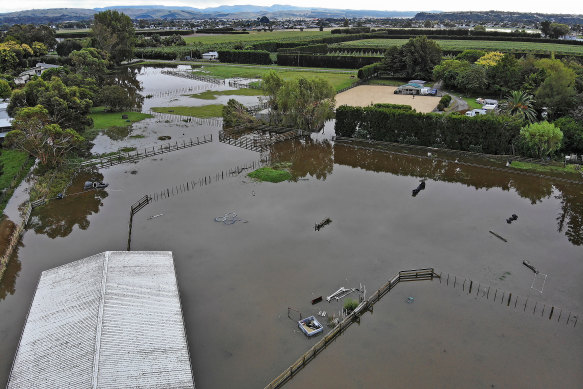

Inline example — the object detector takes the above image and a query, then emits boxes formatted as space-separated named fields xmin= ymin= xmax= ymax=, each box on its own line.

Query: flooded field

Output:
xmin=0 ymin=66 xmax=582 ymax=388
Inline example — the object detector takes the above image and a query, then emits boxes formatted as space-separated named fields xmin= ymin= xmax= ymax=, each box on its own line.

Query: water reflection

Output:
xmin=271 ymin=138 xmax=333 ymax=180
xmin=107 ymin=66 xmax=144 ymax=110
xmin=0 ymin=251 xmax=21 ymax=301
xmin=28 ymin=172 xmax=108 ymax=239
xmin=333 ymin=144 xmax=583 ymax=246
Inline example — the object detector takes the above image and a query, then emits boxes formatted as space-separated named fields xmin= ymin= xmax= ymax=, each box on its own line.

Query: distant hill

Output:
xmin=0 ymin=5 xmax=418 ymax=25
xmin=414 ymin=11 xmax=583 ymax=25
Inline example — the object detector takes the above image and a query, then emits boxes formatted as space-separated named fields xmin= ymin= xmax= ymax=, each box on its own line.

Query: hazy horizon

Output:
xmin=2 ymin=1 xmax=580 ymax=15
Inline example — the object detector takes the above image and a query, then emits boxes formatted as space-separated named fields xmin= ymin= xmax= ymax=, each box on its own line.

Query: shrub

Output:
xmin=217 ymin=50 xmax=271 ymax=65
xmin=357 ymin=62 xmax=385 ymax=79
xmin=344 ymin=298 xmax=359 ymax=313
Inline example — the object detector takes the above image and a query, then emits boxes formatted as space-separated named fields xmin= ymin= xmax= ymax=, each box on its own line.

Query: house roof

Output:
xmin=7 ymin=251 xmax=195 ymax=389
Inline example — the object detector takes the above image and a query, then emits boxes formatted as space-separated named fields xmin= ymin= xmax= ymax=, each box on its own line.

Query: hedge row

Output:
xmin=278 ymin=44 xmax=328 ymax=54
xmin=195 ymin=29 xmax=249 ymax=34
xmin=357 ymin=62 xmax=385 ymax=79
xmin=134 ymin=46 xmax=201 ymax=60
xmin=250 ymin=32 xmax=386 ymax=51
xmin=378 ymin=28 xmax=540 ymax=38
xmin=277 ymin=53 xmax=379 ymax=68
xmin=331 ymin=27 xmax=372 ymax=34
xmin=373 ymin=103 xmax=413 ymax=111
xmin=217 ymin=50 xmax=271 ymax=64
xmin=335 ymin=105 xmax=521 ymax=155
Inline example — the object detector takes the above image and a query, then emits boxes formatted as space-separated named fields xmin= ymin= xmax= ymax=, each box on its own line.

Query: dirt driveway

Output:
xmin=335 ymin=85 xmax=440 ymax=113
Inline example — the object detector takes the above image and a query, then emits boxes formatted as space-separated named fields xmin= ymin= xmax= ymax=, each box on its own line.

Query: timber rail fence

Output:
xmin=147 ymin=110 xmax=224 ymax=126
xmin=70 ymin=135 xmax=213 ymax=169
xmin=219 ymin=129 xmax=310 ymax=153
xmin=334 ymin=137 xmax=583 ymax=185
xmin=264 ymin=268 xmax=439 ymax=389
xmin=161 ymin=70 xmax=261 ymax=89
xmin=0 ymin=202 xmax=32 ymax=283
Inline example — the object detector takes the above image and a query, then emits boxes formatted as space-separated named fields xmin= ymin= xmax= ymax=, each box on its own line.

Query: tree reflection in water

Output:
xmin=27 ymin=172 xmax=108 ymax=239
xmin=271 ymin=138 xmax=333 ymax=180
xmin=0 ymin=250 xmax=21 ymax=301
xmin=333 ymin=144 xmax=583 ymax=246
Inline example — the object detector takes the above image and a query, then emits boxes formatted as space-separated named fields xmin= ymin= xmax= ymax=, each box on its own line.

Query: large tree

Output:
xmin=5 ymin=24 xmax=57 ymax=49
xmin=91 ymin=10 xmax=135 ymax=65
xmin=535 ymin=59 xmax=577 ymax=118
xmin=5 ymin=105 xmax=84 ymax=167
xmin=520 ymin=121 xmax=563 ymax=158
xmin=8 ymin=77 xmax=93 ymax=131
xmin=385 ymin=36 xmax=441 ymax=80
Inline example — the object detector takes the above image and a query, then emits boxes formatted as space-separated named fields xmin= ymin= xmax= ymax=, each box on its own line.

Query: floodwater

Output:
xmin=1 ymin=67 xmax=582 ymax=388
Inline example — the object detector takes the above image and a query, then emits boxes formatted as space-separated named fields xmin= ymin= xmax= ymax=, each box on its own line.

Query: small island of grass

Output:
xmin=248 ymin=166 xmax=292 ymax=183
xmin=89 ymin=107 xmax=153 ymax=130
xmin=510 ymin=161 xmax=582 ymax=175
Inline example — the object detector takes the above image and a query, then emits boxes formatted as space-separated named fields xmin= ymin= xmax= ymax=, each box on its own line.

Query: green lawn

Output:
xmin=195 ymin=64 xmax=357 ymax=91
xmin=89 ymin=107 xmax=153 ymax=130
xmin=331 ymin=39 xmax=583 ymax=56
xmin=188 ymin=88 xmax=265 ymax=100
xmin=151 ymin=105 xmax=224 ymax=118
xmin=462 ymin=97 xmax=484 ymax=110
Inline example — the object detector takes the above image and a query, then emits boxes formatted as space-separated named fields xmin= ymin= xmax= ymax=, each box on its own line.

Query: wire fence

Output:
xmin=437 ymin=271 xmax=579 ymax=328
xmin=146 ymin=110 xmax=224 ymax=126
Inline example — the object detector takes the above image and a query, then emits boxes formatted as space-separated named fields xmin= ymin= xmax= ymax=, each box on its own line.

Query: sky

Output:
xmin=2 ymin=0 xmax=581 ymax=14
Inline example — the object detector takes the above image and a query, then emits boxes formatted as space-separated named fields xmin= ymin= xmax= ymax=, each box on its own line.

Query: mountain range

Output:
xmin=0 ymin=5 xmax=418 ymax=24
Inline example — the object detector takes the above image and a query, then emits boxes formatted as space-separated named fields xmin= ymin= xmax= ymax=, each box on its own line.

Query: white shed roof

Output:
xmin=8 ymin=251 xmax=195 ymax=389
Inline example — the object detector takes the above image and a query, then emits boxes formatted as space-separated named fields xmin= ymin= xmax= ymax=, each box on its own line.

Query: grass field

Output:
xmin=462 ymin=97 xmax=484 ymax=109
xmin=331 ymin=39 xmax=583 ymax=56
xmin=511 ymin=161 xmax=582 ymax=175
xmin=248 ymin=166 xmax=292 ymax=183
xmin=188 ymin=88 xmax=265 ymax=100
xmin=184 ymin=30 xmax=333 ymax=45
xmin=195 ymin=64 xmax=357 ymax=91
xmin=89 ymin=107 xmax=153 ymax=130
xmin=0 ymin=150 xmax=33 ymax=214
xmin=151 ymin=105 xmax=224 ymax=118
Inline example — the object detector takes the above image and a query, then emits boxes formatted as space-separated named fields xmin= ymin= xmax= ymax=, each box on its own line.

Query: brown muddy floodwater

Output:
xmin=1 ymin=67 xmax=582 ymax=388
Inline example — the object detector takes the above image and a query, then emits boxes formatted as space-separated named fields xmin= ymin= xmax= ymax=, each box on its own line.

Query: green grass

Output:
xmin=365 ymin=79 xmax=409 ymax=86
xmin=195 ymin=64 xmax=357 ymax=91
xmin=89 ymin=107 xmax=153 ymax=130
xmin=331 ymin=39 xmax=583 ymax=56
xmin=188 ymin=88 xmax=265 ymax=100
xmin=0 ymin=150 xmax=30 ymax=190
xmin=511 ymin=161 xmax=582 ymax=175
xmin=248 ymin=166 xmax=292 ymax=183
xmin=151 ymin=105 xmax=224 ymax=118
xmin=462 ymin=97 xmax=484 ymax=110
xmin=184 ymin=30 xmax=333 ymax=45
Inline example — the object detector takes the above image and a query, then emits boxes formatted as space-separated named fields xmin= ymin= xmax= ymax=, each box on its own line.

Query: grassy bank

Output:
xmin=511 ymin=161 xmax=583 ymax=175
xmin=151 ymin=105 xmax=224 ymax=118
xmin=89 ymin=107 xmax=153 ymax=130
xmin=188 ymin=88 xmax=265 ymax=100
xmin=0 ymin=150 xmax=34 ymax=214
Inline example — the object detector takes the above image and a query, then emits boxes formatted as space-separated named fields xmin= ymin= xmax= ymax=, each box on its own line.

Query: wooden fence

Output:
xmin=0 ymin=202 xmax=32 ymax=283
xmin=147 ymin=110 xmax=224 ymax=126
xmin=264 ymin=268 xmax=438 ymax=389
xmin=71 ymin=135 xmax=212 ymax=169
xmin=161 ymin=69 xmax=262 ymax=89
xmin=219 ymin=129 xmax=309 ymax=153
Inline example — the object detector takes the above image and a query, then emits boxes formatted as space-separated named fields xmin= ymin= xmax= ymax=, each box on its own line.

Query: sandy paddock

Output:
xmin=335 ymin=85 xmax=440 ymax=113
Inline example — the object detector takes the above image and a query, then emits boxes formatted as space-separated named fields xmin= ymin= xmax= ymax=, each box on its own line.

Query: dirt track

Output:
xmin=335 ymin=85 xmax=440 ymax=113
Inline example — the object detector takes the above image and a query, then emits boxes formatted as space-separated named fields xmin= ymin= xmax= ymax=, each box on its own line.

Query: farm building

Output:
xmin=395 ymin=83 xmax=424 ymax=95
xmin=7 ymin=251 xmax=195 ymax=389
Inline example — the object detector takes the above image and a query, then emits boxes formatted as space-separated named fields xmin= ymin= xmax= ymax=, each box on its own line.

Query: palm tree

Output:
xmin=503 ymin=90 xmax=537 ymax=122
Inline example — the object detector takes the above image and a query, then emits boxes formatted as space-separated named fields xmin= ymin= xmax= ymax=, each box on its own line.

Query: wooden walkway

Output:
xmin=72 ymin=135 xmax=212 ymax=169
xmin=264 ymin=268 xmax=439 ymax=389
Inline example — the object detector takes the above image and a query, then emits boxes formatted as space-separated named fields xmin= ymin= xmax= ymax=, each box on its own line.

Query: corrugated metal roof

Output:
xmin=7 ymin=251 xmax=195 ymax=389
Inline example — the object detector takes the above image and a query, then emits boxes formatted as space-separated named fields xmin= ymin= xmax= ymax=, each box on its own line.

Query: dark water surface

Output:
xmin=0 ymin=68 xmax=581 ymax=388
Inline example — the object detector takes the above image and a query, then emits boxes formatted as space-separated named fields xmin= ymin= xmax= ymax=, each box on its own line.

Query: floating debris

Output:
xmin=315 ymin=217 xmax=332 ymax=231
xmin=83 ymin=181 xmax=108 ymax=190
xmin=214 ymin=211 xmax=248 ymax=225
xmin=412 ymin=180 xmax=426 ymax=197
xmin=298 ymin=316 xmax=323 ymax=337
xmin=311 ymin=296 xmax=323 ymax=305
xmin=523 ymin=260 xmax=539 ymax=274
xmin=506 ymin=213 xmax=519 ymax=224
xmin=326 ymin=287 xmax=357 ymax=302
xmin=489 ymin=230 xmax=508 ymax=242
xmin=147 ymin=214 xmax=164 ymax=220
xmin=407 ymin=297 xmax=415 ymax=304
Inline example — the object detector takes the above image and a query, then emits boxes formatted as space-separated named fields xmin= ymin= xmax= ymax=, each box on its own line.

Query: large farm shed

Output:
xmin=7 ymin=251 xmax=195 ymax=389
